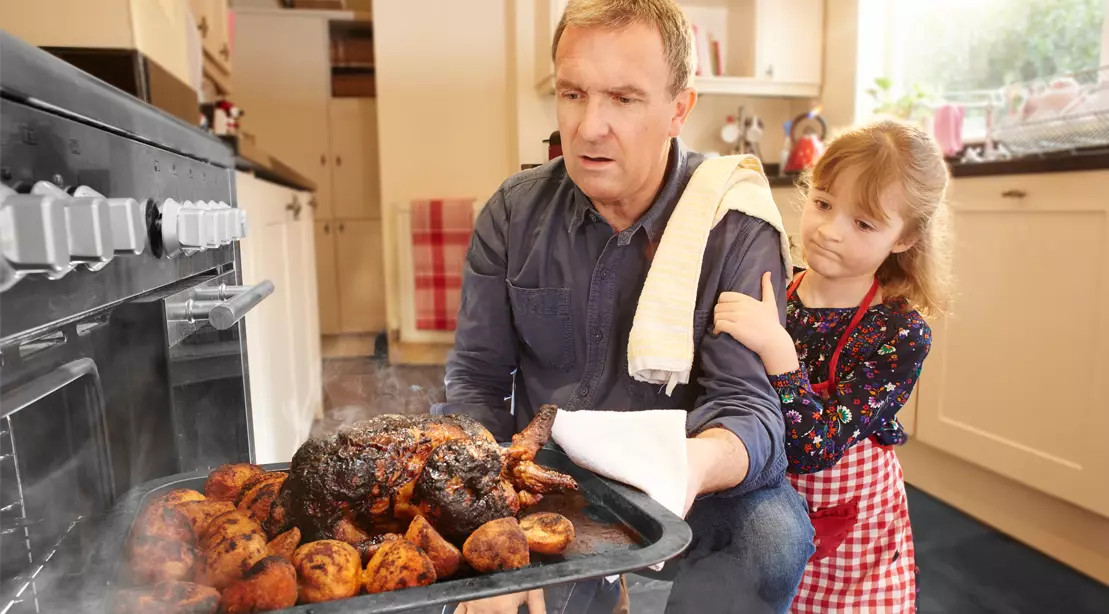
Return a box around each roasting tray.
[87,448,692,613]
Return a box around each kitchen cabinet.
[912,170,1109,518]
[234,8,387,352]
[233,9,333,220]
[188,0,233,93]
[328,98,381,220]
[236,172,323,463]
[315,221,342,334]
[334,220,388,333]
[535,0,823,97]
[749,0,824,88]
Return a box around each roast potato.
[114,580,219,614]
[363,539,437,594]
[266,527,302,563]
[128,536,197,584]
[176,500,235,537]
[405,514,461,578]
[154,488,207,508]
[234,471,286,506]
[199,510,264,551]
[237,472,287,528]
[218,555,298,613]
[520,512,575,555]
[205,464,263,502]
[196,531,268,590]
[292,539,362,603]
[132,504,195,544]
[462,517,530,573]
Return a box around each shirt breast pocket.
[507,282,575,371]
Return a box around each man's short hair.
[552,0,695,99]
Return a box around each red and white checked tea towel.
[789,436,917,613]
[410,198,474,331]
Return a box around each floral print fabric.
[768,296,931,475]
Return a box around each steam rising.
[313,359,447,437]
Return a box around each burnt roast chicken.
[275,404,577,543]
[118,406,578,612]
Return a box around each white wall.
[374,0,515,362]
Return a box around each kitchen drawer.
[947,170,1109,213]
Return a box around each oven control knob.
[178,200,208,253]
[73,186,146,255]
[193,200,219,249]
[206,201,231,246]
[0,184,71,282]
[216,201,236,242]
[32,181,114,271]
[237,209,250,239]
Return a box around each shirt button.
[593,331,603,341]
[600,270,608,279]
[578,386,590,397]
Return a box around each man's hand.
[455,589,545,614]
[714,271,798,375]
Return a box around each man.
[433,1,813,612]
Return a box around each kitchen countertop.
[947,147,1109,178]
[220,134,317,192]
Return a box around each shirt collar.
[565,138,688,245]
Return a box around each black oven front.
[0,31,261,613]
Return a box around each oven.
[0,31,265,613]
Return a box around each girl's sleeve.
[767,316,932,474]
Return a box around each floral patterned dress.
[768,273,931,612]
[769,293,931,474]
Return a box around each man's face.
[554,23,694,207]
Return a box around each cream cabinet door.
[754,0,824,86]
[329,98,381,220]
[315,221,342,335]
[233,10,332,219]
[335,220,387,333]
[236,172,297,464]
[915,171,1109,517]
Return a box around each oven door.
[0,269,268,613]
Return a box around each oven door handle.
[195,279,275,330]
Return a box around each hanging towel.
[627,155,793,395]
[932,104,965,157]
[410,198,475,331]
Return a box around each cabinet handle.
[307,196,318,209]
[320,154,327,166]
[766,64,775,78]
[323,223,330,234]
[339,223,345,232]
[335,155,342,167]
[198,17,209,37]
[286,198,302,220]
[1001,189,1027,199]
[219,43,230,60]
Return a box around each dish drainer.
[991,64,1109,156]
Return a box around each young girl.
[713,120,952,612]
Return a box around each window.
[877,0,1109,143]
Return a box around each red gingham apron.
[785,272,917,613]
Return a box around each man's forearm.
[688,427,750,495]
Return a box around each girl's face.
[800,166,916,281]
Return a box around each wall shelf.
[536,74,819,99]
[694,76,820,98]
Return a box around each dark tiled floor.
[314,358,1109,613]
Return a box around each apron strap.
[789,272,880,395]
[824,277,880,391]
